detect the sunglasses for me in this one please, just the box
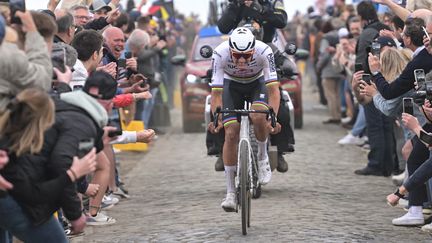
[231,51,254,60]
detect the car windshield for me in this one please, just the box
[193,35,228,61]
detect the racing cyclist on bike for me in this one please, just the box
[209,27,281,212]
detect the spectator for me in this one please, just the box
[70,29,104,88]
[348,17,362,40]
[54,11,75,44]
[0,11,52,112]
[0,88,95,242]
[71,5,91,27]
[352,1,394,177]
[316,19,344,124]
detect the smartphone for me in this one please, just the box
[420,130,432,145]
[118,58,126,69]
[403,97,414,115]
[371,41,381,57]
[73,85,83,91]
[362,74,372,85]
[10,0,25,24]
[423,26,430,41]
[124,52,132,59]
[354,63,363,73]
[51,47,66,73]
[78,138,94,158]
[108,120,122,138]
[140,78,148,88]
[414,69,426,90]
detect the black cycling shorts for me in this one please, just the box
[222,77,269,126]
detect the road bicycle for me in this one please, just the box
[213,104,276,235]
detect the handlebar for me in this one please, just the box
[213,106,276,128]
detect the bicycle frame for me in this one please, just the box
[237,102,255,199]
[213,103,275,235]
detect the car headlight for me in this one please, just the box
[186,74,199,83]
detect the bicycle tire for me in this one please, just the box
[239,140,250,235]
[249,126,261,199]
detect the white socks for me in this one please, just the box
[257,139,268,161]
[224,165,236,193]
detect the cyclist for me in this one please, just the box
[210,0,291,173]
[209,27,281,212]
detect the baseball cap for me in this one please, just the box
[83,71,117,100]
[375,36,397,49]
[90,0,112,13]
[0,14,5,44]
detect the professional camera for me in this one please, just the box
[228,0,245,5]
[413,80,432,105]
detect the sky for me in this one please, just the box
[26,0,321,23]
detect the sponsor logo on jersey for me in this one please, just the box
[267,53,276,73]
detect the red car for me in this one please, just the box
[172,26,228,133]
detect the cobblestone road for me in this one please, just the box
[72,90,432,242]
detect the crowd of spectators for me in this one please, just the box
[0,0,202,241]
[290,0,432,232]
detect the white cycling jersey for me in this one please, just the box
[211,40,278,88]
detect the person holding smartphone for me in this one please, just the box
[386,98,432,230]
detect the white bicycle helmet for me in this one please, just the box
[229,27,256,53]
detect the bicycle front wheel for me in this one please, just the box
[239,140,250,235]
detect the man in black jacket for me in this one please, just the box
[369,18,432,99]
[217,0,287,44]
[352,1,395,177]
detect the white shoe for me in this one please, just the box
[337,133,364,146]
[258,157,272,185]
[341,117,351,124]
[421,223,432,232]
[392,212,424,226]
[221,192,237,212]
[86,212,116,226]
[102,194,119,206]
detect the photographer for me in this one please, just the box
[217,0,287,43]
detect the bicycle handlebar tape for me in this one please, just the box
[214,107,222,128]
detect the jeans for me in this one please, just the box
[405,131,431,206]
[141,88,159,127]
[364,102,394,175]
[351,105,366,137]
[0,195,67,243]
[405,151,432,198]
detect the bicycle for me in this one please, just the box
[213,104,276,235]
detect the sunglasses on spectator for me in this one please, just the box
[231,50,254,60]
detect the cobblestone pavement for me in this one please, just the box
[72,88,432,242]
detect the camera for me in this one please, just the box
[371,41,381,58]
[10,0,25,25]
[413,80,432,105]
[108,120,122,138]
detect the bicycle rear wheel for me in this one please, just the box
[239,140,250,235]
